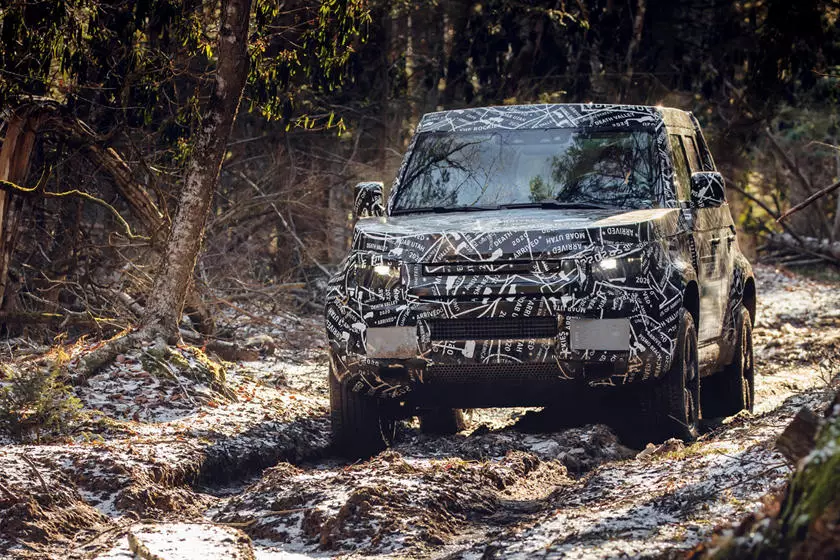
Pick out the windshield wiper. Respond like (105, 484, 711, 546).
(498, 200, 617, 210)
(391, 205, 498, 215)
(392, 200, 618, 215)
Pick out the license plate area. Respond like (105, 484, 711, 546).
(569, 318, 630, 351)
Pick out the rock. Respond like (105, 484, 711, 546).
(244, 334, 276, 351)
(636, 438, 685, 459)
(127, 523, 254, 560)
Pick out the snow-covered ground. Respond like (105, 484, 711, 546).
(0, 265, 838, 559)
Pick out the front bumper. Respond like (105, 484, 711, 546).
(327, 291, 683, 402)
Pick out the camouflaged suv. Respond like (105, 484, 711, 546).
(326, 104, 756, 457)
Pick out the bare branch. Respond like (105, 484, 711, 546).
(778, 179, 840, 223)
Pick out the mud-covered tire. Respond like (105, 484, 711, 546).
(329, 367, 395, 459)
(419, 408, 466, 435)
(702, 305, 754, 419)
(637, 308, 700, 445)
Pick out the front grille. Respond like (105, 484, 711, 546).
(428, 317, 558, 340)
(426, 363, 571, 383)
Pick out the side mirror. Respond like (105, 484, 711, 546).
(689, 172, 726, 208)
(353, 181, 385, 218)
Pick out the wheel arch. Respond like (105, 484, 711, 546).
(742, 277, 756, 327)
(683, 280, 700, 328)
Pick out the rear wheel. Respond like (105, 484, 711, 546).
(637, 308, 700, 445)
(329, 364, 395, 458)
(702, 305, 754, 418)
(419, 408, 466, 435)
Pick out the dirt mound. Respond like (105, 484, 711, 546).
(215, 450, 570, 554)
(0, 450, 110, 555)
(397, 421, 634, 476)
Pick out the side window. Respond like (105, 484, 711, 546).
(669, 134, 691, 201)
(682, 136, 702, 172)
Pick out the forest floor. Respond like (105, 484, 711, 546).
(1, 264, 839, 559)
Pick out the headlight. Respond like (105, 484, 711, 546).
(598, 257, 619, 271)
(591, 253, 645, 286)
(350, 255, 404, 301)
(373, 263, 401, 278)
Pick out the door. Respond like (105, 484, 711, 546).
(670, 133, 724, 343)
(684, 133, 736, 338)
(683, 133, 732, 342)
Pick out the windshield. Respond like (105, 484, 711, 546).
(392, 129, 657, 213)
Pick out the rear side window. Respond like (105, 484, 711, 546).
(682, 136, 702, 172)
(669, 134, 691, 201)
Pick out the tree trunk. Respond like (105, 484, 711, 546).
(0, 111, 43, 311)
(141, 0, 252, 341)
(621, 0, 647, 101)
(406, 2, 444, 122)
(442, 0, 473, 106)
(832, 134, 840, 241)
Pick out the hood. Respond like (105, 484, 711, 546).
(352, 207, 681, 263)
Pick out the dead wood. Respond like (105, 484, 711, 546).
(726, 180, 805, 244)
(765, 233, 840, 265)
(0, 110, 45, 308)
(778, 178, 840, 223)
(0, 480, 21, 502)
(776, 407, 821, 464)
(71, 332, 142, 379)
(21, 453, 50, 495)
(235, 170, 331, 277)
(0, 311, 122, 328)
(43, 115, 167, 237)
(179, 329, 259, 362)
(764, 128, 835, 237)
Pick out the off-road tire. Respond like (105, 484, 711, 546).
(419, 408, 466, 435)
(329, 366, 395, 458)
(702, 305, 754, 419)
(637, 308, 700, 445)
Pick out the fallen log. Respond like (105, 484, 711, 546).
(0, 311, 123, 328)
(765, 233, 840, 265)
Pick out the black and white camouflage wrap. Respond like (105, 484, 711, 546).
(689, 172, 727, 208)
(326, 104, 754, 400)
(353, 181, 385, 217)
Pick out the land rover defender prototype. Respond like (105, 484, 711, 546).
(325, 104, 756, 457)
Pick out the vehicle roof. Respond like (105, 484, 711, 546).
(416, 103, 695, 133)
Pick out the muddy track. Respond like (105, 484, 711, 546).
(1, 264, 838, 559)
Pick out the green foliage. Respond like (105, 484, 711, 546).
(248, 0, 370, 123)
(0, 0, 370, 154)
(0, 363, 82, 442)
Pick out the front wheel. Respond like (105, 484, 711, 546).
(329, 365, 395, 459)
(637, 308, 700, 444)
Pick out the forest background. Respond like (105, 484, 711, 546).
(0, 0, 838, 341)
